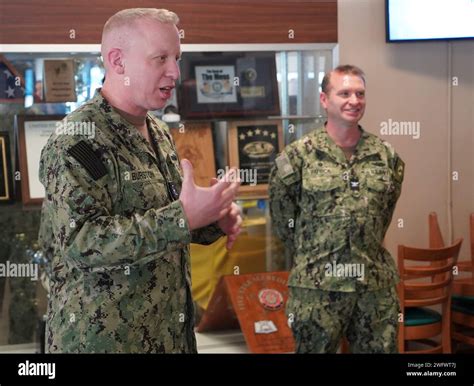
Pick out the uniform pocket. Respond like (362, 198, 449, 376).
(303, 173, 346, 192)
(120, 168, 169, 214)
(302, 171, 345, 215)
(363, 167, 391, 189)
(365, 177, 389, 192)
(361, 169, 392, 212)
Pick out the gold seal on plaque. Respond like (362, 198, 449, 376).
(244, 68, 258, 82)
(242, 141, 274, 159)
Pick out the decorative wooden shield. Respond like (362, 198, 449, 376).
(197, 271, 295, 353)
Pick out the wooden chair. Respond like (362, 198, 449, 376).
(398, 238, 463, 353)
(451, 214, 474, 349)
(428, 212, 474, 350)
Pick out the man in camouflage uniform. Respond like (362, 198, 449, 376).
(38, 8, 242, 353)
(269, 65, 404, 353)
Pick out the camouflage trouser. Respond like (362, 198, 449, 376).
(287, 285, 400, 353)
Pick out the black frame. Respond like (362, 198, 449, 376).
(178, 52, 280, 119)
(385, 0, 474, 43)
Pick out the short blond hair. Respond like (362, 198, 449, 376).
(102, 8, 179, 36)
(101, 8, 179, 68)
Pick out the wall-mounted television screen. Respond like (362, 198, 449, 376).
(386, 0, 474, 42)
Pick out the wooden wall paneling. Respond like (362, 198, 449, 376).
(0, 0, 337, 44)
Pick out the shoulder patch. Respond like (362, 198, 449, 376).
(275, 152, 294, 179)
(382, 140, 396, 157)
(67, 141, 107, 181)
(393, 156, 405, 183)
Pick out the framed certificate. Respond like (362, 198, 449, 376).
(179, 53, 280, 119)
(0, 132, 14, 204)
(228, 120, 283, 198)
(195, 65, 237, 104)
(16, 115, 64, 205)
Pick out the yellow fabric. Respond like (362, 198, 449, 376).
(190, 220, 283, 310)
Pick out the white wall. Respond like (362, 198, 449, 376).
(338, 0, 474, 260)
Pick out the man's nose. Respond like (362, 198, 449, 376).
(166, 60, 180, 81)
(349, 93, 359, 104)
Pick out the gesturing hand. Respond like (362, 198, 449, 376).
(179, 159, 240, 231)
(210, 178, 243, 250)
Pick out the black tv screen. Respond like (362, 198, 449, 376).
(386, 0, 474, 42)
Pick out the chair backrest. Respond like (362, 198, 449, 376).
(429, 212, 445, 249)
(398, 239, 463, 308)
(428, 212, 474, 278)
(428, 212, 446, 283)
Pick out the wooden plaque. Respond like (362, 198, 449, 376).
(197, 271, 295, 353)
(170, 121, 216, 187)
(228, 120, 283, 199)
(43, 59, 77, 103)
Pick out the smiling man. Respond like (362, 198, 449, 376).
(269, 65, 404, 353)
(38, 8, 242, 353)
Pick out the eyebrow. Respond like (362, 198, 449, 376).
(150, 51, 182, 59)
(338, 88, 365, 92)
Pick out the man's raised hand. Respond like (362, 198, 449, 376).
(179, 159, 240, 231)
(210, 178, 243, 250)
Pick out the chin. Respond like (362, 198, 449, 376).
(148, 100, 167, 111)
(345, 114, 362, 122)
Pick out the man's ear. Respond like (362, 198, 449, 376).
(107, 48, 125, 75)
(320, 91, 329, 109)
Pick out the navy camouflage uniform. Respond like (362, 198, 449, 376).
(38, 89, 223, 353)
(269, 126, 404, 353)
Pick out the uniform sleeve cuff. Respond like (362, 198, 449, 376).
(158, 200, 192, 251)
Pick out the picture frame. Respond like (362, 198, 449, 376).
(178, 53, 280, 119)
(16, 115, 64, 205)
(0, 132, 14, 204)
(228, 120, 283, 198)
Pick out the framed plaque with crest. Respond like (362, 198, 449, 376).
(228, 120, 283, 198)
(197, 271, 295, 353)
(178, 53, 280, 119)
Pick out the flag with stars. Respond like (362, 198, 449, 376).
(0, 55, 25, 102)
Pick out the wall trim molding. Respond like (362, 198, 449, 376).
(0, 43, 337, 54)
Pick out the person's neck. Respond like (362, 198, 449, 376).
(325, 120, 361, 147)
(101, 84, 147, 128)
